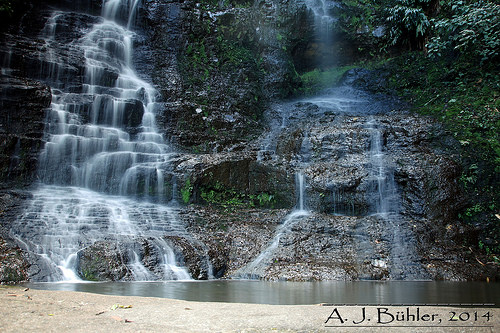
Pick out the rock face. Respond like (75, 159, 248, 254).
(0, 0, 497, 283)
(172, 82, 495, 281)
(144, 0, 312, 152)
(0, 191, 32, 283)
(0, 78, 51, 187)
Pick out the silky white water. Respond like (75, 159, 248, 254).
(236, 173, 309, 279)
(362, 118, 427, 279)
(10, 0, 192, 281)
(304, 0, 336, 46)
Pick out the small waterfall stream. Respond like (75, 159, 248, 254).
(362, 118, 427, 280)
(358, 117, 426, 279)
(9, 0, 193, 281)
(366, 118, 399, 216)
(298, 0, 427, 280)
(304, 0, 336, 46)
(235, 173, 309, 279)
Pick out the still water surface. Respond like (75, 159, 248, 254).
(26, 281, 499, 306)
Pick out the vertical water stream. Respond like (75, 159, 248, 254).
(304, 0, 336, 48)
(361, 118, 426, 279)
(303, 0, 427, 280)
(236, 172, 309, 279)
(9, 0, 193, 281)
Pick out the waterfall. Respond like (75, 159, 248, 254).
(304, 0, 337, 67)
(9, 0, 193, 281)
(305, 0, 336, 44)
(361, 118, 427, 280)
(283, 82, 428, 280)
(296, 172, 307, 213)
(235, 173, 309, 279)
(366, 118, 398, 216)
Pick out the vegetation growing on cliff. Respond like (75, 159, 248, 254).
(383, 52, 499, 254)
(297, 65, 355, 95)
(175, 2, 266, 151)
(294, 0, 499, 260)
(0, 0, 13, 13)
(382, 1, 499, 259)
(179, 3, 264, 106)
(382, 0, 499, 259)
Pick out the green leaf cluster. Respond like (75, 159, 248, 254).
(331, 0, 392, 59)
(386, 0, 435, 49)
(179, 5, 264, 118)
(378, 51, 499, 254)
(200, 181, 276, 211)
(0, 0, 13, 14)
(298, 65, 356, 95)
(181, 178, 193, 204)
(427, 0, 500, 63)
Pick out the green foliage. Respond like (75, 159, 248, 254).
(178, 4, 264, 123)
(386, 0, 434, 49)
(0, 0, 13, 14)
(249, 192, 276, 209)
(200, 181, 276, 211)
(378, 51, 499, 253)
(479, 240, 500, 262)
(427, 1, 500, 62)
(332, 0, 392, 59)
(298, 65, 356, 95)
(256, 193, 275, 207)
(81, 269, 98, 282)
(181, 6, 262, 87)
(218, 39, 255, 68)
(201, 182, 245, 211)
(333, 0, 391, 32)
(460, 164, 479, 190)
(181, 178, 193, 204)
(184, 40, 210, 83)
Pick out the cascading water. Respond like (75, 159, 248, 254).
(361, 118, 427, 280)
(299, 0, 428, 280)
(235, 172, 309, 279)
(366, 118, 399, 216)
(9, 0, 195, 281)
(304, 0, 336, 46)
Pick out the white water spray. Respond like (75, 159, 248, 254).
(235, 172, 309, 279)
(10, 0, 194, 281)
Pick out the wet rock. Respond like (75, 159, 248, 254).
(181, 206, 401, 281)
(0, 238, 29, 283)
(0, 190, 33, 283)
(167, 79, 497, 281)
(181, 206, 287, 279)
(340, 68, 392, 95)
(75, 235, 214, 282)
(172, 152, 296, 208)
(144, 0, 312, 152)
(76, 241, 129, 281)
(0, 77, 51, 187)
(1, 11, 96, 89)
(165, 235, 216, 280)
(1, 0, 497, 283)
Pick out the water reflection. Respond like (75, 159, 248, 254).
(25, 281, 499, 306)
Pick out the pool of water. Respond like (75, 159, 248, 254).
(25, 280, 499, 306)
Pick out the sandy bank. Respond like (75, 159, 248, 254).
(1, 285, 498, 332)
